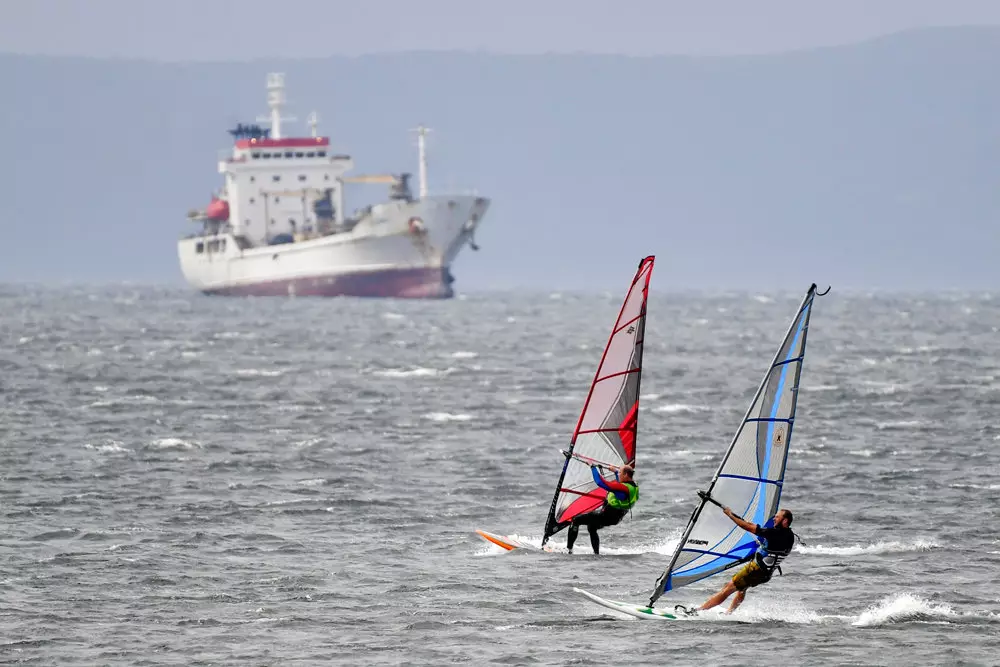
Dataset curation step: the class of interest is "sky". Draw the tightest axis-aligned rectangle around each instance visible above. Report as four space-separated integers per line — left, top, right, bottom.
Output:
3 0 1000 60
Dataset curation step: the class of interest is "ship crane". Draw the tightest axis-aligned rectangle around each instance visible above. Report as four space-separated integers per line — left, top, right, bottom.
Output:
341 173 413 202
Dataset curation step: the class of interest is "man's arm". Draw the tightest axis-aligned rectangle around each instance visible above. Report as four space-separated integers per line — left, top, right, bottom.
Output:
591 466 629 498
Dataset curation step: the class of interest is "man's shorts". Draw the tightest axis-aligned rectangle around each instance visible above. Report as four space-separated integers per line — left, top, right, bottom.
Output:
731 559 771 591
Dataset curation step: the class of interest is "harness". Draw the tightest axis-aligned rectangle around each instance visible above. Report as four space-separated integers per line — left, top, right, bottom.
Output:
754 529 792 578
606 481 639 510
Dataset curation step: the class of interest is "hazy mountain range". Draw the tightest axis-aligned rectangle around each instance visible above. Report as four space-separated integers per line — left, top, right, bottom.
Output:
2 26 998 291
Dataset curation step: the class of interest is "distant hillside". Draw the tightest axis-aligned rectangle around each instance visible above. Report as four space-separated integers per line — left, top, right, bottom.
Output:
2 26 999 290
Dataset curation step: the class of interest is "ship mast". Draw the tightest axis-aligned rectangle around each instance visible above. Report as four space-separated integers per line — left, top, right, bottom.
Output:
411 125 431 199
258 73 297 139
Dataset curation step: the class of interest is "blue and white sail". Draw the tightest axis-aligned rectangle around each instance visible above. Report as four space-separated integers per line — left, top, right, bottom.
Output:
648 284 825 607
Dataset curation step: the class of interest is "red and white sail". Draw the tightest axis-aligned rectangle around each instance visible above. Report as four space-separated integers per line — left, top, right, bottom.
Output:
542 256 654 544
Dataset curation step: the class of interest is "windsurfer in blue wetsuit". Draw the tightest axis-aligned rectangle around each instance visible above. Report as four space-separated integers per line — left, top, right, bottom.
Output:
683 502 795 615
567 463 639 555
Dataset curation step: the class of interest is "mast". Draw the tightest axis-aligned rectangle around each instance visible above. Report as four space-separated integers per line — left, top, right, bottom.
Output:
411 125 431 199
258 73 297 139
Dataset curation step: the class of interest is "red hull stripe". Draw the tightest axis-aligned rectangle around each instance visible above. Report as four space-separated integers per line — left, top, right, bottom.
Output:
235 137 331 149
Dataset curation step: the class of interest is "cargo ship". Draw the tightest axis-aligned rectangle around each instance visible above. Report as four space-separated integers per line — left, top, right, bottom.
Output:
180 73 490 298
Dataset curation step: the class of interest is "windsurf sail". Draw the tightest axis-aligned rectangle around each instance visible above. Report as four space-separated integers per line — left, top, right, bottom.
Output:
541 256 655 546
648 283 826 606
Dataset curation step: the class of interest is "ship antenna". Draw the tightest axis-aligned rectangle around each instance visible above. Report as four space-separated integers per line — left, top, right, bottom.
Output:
307 111 319 139
258 73 297 140
410 124 431 199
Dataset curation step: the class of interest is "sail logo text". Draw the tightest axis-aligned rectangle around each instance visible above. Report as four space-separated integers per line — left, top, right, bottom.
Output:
687 538 709 546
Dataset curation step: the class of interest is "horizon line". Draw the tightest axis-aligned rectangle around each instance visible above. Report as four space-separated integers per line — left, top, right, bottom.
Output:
0 25 994 66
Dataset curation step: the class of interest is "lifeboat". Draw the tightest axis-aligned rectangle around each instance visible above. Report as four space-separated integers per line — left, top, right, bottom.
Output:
205 196 230 221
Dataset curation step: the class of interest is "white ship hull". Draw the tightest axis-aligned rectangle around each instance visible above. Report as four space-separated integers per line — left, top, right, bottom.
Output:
178 195 489 298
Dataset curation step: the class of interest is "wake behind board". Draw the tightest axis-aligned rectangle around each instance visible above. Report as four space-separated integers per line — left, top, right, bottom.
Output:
574 587 691 621
475 529 554 552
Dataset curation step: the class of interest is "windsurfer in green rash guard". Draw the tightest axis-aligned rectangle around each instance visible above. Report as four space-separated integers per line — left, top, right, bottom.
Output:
566 463 639 555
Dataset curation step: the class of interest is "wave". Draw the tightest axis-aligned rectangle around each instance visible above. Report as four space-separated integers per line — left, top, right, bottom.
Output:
147 437 199 450
474 531 682 557
796 539 939 556
423 412 473 422
372 367 454 378
233 368 283 377
852 593 957 627
653 403 710 414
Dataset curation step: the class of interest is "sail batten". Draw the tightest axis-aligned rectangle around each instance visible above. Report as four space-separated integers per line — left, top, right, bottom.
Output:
648 284 823 606
541 256 655 546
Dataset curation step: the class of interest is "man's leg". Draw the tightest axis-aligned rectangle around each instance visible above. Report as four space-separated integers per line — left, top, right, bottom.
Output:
726 590 746 614
699 581 738 611
588 526 600 554
567 524 579 553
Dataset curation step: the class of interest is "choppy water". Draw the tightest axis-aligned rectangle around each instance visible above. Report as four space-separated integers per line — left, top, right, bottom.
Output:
1 285 999 665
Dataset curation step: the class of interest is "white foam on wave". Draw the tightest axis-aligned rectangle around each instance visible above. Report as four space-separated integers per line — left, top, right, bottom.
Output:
373 367 454 378
85 441 131 454
423 412 473 422
601 533 682 556
214 331 256 340
668 449 696 458
717 598 825 625
949 482 1000 491
875 420 925 430
857 382 905 396
897 345 940 355
802 384 839 393
473 530 682 557
654 403 709 414
87 395 160 408
148 437 199 450
796 539 939 556
449 351 478 359
234 368 283 377
852 593 957 627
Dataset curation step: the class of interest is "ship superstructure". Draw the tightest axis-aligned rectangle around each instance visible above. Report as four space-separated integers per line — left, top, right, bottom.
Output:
180 73 489 298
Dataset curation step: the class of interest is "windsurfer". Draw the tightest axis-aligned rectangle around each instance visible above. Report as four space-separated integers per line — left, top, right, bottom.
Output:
691 503 795 614
566 464 639 555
